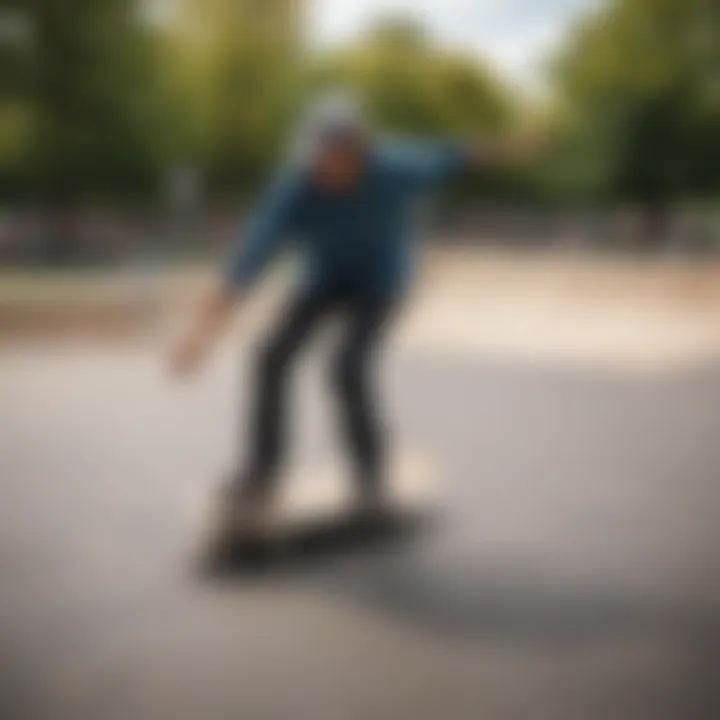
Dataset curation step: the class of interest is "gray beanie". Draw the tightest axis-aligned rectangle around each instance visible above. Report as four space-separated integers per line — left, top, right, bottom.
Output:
290 90 368 164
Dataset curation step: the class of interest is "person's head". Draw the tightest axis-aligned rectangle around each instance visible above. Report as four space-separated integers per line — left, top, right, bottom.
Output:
298 91 369 192
312 126 367 192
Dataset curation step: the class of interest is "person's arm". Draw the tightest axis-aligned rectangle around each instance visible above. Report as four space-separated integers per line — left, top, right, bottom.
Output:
392 140 470 190
168 284 240 377
223 170 304 289
169 171 304 377
397 128 547 188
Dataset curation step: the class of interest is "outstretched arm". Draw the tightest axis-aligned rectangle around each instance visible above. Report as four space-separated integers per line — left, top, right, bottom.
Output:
169 171 304 377
168 284 239 377
395 127 546 190
392 140 470 189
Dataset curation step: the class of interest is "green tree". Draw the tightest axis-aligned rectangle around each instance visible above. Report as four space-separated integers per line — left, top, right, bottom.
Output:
166 0 302 195
309 17 514 139
1 0 167 260
550 0 720 244
0 0 35 196
30 0 163 201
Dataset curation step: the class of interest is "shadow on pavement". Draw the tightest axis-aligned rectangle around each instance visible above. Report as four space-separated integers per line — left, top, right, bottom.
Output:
322 554 706 647
197 520 714 651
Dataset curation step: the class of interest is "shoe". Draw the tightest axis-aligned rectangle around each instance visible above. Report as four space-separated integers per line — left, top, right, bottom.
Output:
212 482 274 543
351 485 394 529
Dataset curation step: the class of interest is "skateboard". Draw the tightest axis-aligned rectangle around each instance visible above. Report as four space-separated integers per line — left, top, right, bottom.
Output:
194 450 438 575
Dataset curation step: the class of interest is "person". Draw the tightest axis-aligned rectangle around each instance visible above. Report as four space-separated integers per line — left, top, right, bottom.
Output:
170 94 538 534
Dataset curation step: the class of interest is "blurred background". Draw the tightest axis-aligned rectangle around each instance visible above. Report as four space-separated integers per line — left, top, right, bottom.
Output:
1 0 719 269
2 2 720 719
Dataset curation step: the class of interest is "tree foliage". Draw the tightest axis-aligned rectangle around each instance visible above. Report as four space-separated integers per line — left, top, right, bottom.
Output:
550 0 720 204
2 0 719 221
308 17 514 139
4 0 165 201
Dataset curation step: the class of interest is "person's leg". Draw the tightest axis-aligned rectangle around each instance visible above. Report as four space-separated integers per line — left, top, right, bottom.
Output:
330 294 396 505
235 287 332 502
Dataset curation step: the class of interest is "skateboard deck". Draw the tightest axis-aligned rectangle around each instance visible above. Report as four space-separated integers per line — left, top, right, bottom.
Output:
193 449 438 575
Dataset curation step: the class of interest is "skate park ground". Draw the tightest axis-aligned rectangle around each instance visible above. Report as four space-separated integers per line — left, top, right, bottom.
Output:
2 249 720 719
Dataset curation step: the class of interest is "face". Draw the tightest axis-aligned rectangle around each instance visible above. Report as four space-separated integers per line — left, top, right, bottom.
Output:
312 138 365 193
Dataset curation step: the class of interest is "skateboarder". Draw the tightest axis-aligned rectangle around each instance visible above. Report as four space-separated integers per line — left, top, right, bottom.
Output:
170 94 538 534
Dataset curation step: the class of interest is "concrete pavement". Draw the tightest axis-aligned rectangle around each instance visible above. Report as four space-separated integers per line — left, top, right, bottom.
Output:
2 331 720 719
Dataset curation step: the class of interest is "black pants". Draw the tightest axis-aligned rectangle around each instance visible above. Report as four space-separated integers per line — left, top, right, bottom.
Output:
238 285 395 501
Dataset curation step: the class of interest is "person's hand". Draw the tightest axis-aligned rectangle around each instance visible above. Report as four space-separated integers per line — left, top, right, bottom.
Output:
504 126 548 164
472 127 549 168
167 285 240 379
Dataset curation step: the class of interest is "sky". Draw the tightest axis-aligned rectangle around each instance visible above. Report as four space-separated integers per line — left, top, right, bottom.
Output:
308 0 597 89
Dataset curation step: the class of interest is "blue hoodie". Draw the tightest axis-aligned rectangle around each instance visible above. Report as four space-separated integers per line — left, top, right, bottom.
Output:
225 139 468 297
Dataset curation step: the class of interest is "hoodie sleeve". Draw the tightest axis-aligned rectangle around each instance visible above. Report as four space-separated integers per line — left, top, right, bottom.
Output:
389 140 470 191
224 169 306 290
